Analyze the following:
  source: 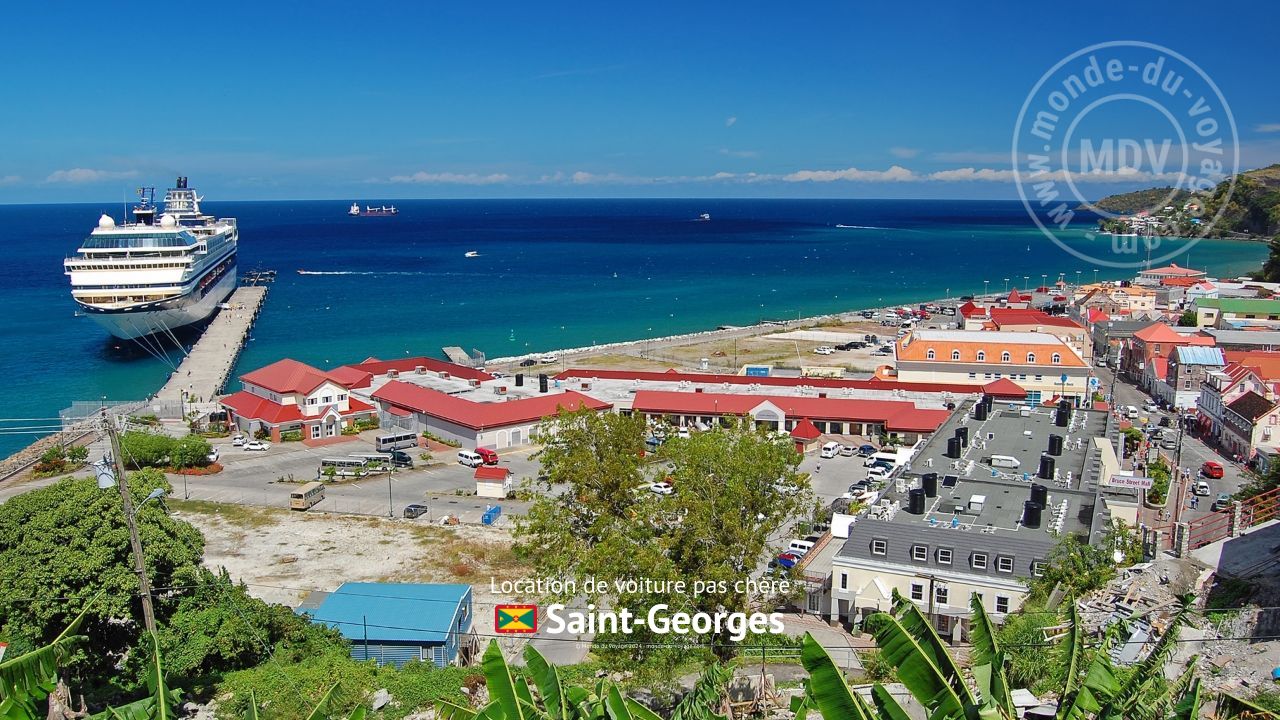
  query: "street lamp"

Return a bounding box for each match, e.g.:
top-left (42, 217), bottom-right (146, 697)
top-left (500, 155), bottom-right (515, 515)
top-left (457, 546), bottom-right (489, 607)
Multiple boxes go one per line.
top-left (983, 280), bottom-right (990, 297)
top-left (1003, 278), bottom-right (1010, 294)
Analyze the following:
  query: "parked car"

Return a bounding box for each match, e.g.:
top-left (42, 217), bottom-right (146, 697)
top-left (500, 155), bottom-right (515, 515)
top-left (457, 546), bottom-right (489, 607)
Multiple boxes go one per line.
top-left (243, 440), bottom-right (270, 451)
top-left (649, 481), bottom-right (675, 496)
top-left (813, 346), bottom-right (834, 355)
top-left (1211, 493), bottom-right (1232, 511)
top-left (867, 466), bottom-right (891, 481)
top-left (858, 444), bottom-right (876, 456)
top-left (476, 447), bottom-right (499, 465)
top-left (519, 358), bottom-right (537, 367)
top-left (840, 444), bottom-right (856, 457)
top-left (769, 553), bottom-right (800, 570)
top-left (403, 503), bottom-right (430, 519)
top-left (1192, 481), bottom-right (1211, 497)
top-left (820, 441), bottom-right (841, 459)
top-left (207, 448), bottom-right (219, 464)
top-left (1158, 416), bottom-right (1172, 427)
top-left (231, 435), bottom-right (246, 447)
top-left (1143, 402), bottom-right (1159, 413)
top-left (676, 427), bottom-right (691, 439)
top-left (1200, 461), bottom-right (1224, 479)
top-left (538, 354), bottom-right (559, 363)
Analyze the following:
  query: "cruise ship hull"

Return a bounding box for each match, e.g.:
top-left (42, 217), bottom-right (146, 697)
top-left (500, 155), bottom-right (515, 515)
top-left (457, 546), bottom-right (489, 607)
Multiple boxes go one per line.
top-left (78, 262), bottom-right (238, 340)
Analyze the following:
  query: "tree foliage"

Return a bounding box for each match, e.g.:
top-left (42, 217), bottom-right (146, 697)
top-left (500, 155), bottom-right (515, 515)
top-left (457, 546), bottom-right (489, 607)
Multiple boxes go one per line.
top-left (119, 432), bottom-right (176, 469)
top-left (517, 410), bottom-right (811, 667)
top-left (169, 435), bottom-right (212, 470)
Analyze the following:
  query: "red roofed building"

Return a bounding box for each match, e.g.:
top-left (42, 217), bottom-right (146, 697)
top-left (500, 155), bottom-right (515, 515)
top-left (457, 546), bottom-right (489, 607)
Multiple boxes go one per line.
top-left (551, 367), bottom-right (984, 396)
top-left (789, 418), bottom-right (823, 453)
top-left (220, 359), bottom-right (376, 442)
top-left (341, 356), bottom-right (493, 384)
top-left (1137, 262), bottom-right (1206, 284)
top-left (474, 464), bottom-right (514, 498)
top-left (371, 381), bottom-right (611, 449)
top-left (1121, 322), bottom-right (1215, 384)
top-left (986, 308), bottom-right (1092, 363)
top-left (629, 390), bottom-right (950, 443)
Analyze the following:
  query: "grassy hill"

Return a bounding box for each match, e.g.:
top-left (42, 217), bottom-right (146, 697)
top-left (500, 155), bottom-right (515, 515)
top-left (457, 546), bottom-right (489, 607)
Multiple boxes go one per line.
top-left (1085, 164), bottom-right (1280, 238)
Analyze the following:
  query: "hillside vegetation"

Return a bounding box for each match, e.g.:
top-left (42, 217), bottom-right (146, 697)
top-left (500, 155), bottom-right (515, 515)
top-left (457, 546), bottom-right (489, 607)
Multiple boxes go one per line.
top-left (1088, 164), bottom-right (1280, 238)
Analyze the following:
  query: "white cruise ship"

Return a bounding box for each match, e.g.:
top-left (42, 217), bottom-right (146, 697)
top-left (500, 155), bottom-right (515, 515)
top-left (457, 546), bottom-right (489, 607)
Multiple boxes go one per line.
top-left (64, 177), bottom-right (238, 340)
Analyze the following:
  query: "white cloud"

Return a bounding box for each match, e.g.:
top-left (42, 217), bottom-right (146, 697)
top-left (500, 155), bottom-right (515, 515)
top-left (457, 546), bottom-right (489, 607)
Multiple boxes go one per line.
top-left (888, 147), bottom-right (921, 159)
top-left (784, 165), bottom-right (918, 183)
top-left (725, 116), bottom-right (737, 127)
top-left (718, 148), bottom-right (759, 158)
top-left (45, 168), bottom-right (138, 184)
top-left (387, 171), bottom-right (511, 185)
top-left (929, 167), bottom-right (1017, 182)
top-left (1255, 123), bottom-right (1280, 133)
top-left (0, 175), bottom-right (20, 186)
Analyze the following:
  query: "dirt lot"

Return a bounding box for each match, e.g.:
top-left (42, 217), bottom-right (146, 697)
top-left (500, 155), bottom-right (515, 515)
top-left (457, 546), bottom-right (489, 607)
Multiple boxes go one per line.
top-left (172, 500), bottom-right (531, 635)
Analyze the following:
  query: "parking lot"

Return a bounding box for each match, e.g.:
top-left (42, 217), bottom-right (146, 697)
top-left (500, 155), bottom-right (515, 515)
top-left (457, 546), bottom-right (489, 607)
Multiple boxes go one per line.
top-left (182, 433), bottom-right (541, 521)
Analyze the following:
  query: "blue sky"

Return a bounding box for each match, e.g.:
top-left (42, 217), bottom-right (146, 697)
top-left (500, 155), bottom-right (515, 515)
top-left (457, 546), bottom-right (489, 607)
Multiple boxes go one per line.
top-left (1, 1), bottom-right (1278, 202)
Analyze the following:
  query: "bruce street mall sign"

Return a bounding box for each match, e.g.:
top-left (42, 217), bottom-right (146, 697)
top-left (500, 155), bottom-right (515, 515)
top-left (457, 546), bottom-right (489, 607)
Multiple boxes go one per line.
top-left (490, 576), bottom-right (793, 641)
top-left (1105, 474), bottom-right (1155, 490)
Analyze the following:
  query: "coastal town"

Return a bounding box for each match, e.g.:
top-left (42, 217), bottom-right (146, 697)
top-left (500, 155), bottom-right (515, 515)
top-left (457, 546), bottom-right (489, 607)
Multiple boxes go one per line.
top-left (4, 259), bottom-right (1280, 717)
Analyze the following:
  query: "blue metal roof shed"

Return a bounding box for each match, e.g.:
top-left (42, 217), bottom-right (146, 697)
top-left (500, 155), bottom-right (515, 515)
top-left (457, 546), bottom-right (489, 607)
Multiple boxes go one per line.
top-left (300, 582), bottom-right (473, 668)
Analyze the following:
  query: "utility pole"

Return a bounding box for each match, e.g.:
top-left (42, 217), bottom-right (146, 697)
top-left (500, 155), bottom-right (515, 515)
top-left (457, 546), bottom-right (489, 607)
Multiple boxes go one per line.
top-left (102, 409), bottom-right (158, 636)
top-left (387, 462), bottom-right (395, 518)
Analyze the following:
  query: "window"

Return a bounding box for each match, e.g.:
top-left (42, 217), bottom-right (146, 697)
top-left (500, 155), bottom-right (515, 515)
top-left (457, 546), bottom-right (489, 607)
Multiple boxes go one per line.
top-left (306, 397), bottom-right (318, 405)
top-left (995, 596), bottom-right (1010, 614)
top-left (934, 585), bottom-right (949, 606)
top-left (926, 348), bottom-right (936, 360)
top-left (871, 539), bottom-right (887, 556)
top-left (937, 548), bottom-right (953, 565)
top-left (996, 556), bottom-right (1014, 573)
top-left (1001, 351), bottom-right (1011, 363)
top-left (1052, 353), bottom-right (1062, 364)
top-left (971, 552), bottom-right (988, 569)
top-left (910, 583), bottom-right (924, 601)
top-left (840, 573), bottom-right (848, 590)
top-left (337, 393), bottom-right (347, 401)
top-left (321, 395), bottom-right (333, 404)
top-left (969, 372), bottom-right (977, 379)
top-left (976, 350), bottom-right (986, 361)
top-left (310, 424), bottom-right (321, 439)
top-left (807, 592), bottom-right (822, 612)
top-left (952, 350), bottom-right (961, 361)
top-left (1035, 374), bottom-right (1043, 381)
top-left (1027, 352), bottom-right (1036, 363)
top-left (1032, 561), bottom-right (1046, 577)
top-left (911, 545), bottom-right (928, 562)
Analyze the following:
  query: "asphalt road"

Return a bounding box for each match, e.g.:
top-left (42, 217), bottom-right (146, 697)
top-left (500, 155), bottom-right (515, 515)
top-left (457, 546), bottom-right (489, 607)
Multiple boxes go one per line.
top-left (1095, 365), bottom-right (1251, 528)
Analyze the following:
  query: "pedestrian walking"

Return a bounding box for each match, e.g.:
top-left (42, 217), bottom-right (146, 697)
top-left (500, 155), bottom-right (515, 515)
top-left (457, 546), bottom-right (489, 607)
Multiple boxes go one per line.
top-left (815, 462), bottom-right (822, 474)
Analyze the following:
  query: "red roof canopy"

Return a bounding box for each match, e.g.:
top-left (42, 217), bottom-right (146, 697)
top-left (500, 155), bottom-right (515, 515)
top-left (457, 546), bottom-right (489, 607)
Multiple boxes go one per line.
top-left (372, 381), bottom-right (611, 429)
top-left (982, 378), bottom-right (1027, 398)
top-left (344, 356), bottom-right (492, 383)
top-left (551, 368), bottom-right (983, 395)
top-left (474, 465), bottom-right (512, 480)
top-left (630, 390), bottom-right (950, 433)
top-left (789, 418), bottom-right (822, 440)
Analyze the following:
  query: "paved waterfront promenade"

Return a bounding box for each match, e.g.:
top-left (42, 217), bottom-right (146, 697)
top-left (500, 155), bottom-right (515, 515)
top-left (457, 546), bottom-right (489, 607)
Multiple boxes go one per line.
top-left (156, 286), bottom-right (268, 404)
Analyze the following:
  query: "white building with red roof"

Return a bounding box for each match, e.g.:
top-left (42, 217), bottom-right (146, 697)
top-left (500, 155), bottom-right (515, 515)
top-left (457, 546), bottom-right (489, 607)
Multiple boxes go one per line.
top-left (370, 381), bottom-right (611, 449)
top-left (1136, 263), bottom-right (1206, 285)
top-left (220, 359), bottom-right (377, 442)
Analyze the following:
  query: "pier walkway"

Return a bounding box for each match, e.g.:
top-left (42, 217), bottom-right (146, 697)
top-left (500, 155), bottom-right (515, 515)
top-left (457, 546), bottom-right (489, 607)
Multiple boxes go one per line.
top-left (156, 286), bottom-right (268, 404)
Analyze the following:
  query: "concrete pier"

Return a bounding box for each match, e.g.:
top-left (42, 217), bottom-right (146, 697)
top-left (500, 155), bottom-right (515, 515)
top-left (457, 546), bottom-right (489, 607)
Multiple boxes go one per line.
top-left (442, 346), bottom-right (473, 366)
top-left (156, 286), bottom-right (268, 404)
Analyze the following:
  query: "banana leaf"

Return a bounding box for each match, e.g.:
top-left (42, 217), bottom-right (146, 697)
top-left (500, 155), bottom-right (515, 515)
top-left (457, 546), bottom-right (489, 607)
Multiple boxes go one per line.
top-left (869, 615), bottom-right (968, 720)
top-left (798, 633), bottom-right (870, 720)
top-left (0, 594), bottom-right (100, 720)
top-left (870, 684), bottom-right (913, 720)
top-left (523, 646), bottom-right (569, 720)
top-left (480, 641), bottom-right (526, 720)
top-left (884, 603), bottom-right (976, 709)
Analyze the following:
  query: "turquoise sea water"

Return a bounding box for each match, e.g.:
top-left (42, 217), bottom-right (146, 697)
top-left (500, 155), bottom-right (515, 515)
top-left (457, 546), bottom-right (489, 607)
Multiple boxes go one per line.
top-left (0, 198), bottom-right (1266, 457)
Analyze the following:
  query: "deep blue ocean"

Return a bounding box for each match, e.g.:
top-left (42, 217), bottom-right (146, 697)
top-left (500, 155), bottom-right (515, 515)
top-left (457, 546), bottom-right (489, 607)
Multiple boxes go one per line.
top-left (0, 198), bottom-right (1267, 457)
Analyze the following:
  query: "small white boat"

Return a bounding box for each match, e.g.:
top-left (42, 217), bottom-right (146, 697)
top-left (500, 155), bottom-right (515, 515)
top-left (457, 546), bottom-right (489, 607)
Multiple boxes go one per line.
top-left (695, 212), bottom-right (711, 221)
top-left (464, 251), bottom-right (479, 258)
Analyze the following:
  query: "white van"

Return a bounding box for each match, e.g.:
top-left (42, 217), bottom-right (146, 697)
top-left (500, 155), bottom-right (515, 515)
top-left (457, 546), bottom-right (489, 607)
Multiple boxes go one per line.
top-left (457, 450), bottom-right (484, 468)
top-left (989, 455), bottom-right (1021, 468)
top-left (1125, 406), bottom-right (1140, 419)
top-left (865, 452), bottom-right (899, 468)
top-left (788, 538), bottom-right (815, 556)
top-left (819, 442), bottom-right (841, 459)
top-left (867, 466), bottom-right (891, 481)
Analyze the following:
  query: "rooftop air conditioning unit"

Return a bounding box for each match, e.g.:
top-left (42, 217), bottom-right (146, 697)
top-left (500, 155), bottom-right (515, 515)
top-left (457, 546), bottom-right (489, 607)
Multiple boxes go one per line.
top-left (388, 369), bottom-right (399, 378)
top-left (495, 386), bottom-right (507, 395)
top-left (438, 371), bottom-right (450, 379)
top-left (415, 365), bottom-right (426, 374)
top-left (469, 379), bottom-right (481, 388)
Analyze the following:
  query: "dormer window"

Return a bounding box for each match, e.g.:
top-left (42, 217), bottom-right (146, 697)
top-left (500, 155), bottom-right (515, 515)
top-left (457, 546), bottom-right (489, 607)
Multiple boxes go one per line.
top-left (1027, 352), bottom-right (1036, 363)
top-left (951, 350), bottom-right (961, 361)
top-left (1001, 351), bottom-right (1011, 363)
top-left (926, 348), bottom-right (936, 360)
top-left (1051, 353), bottom-right (1061, 364)
top-left (976, 351), bottom-right (986, 362)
